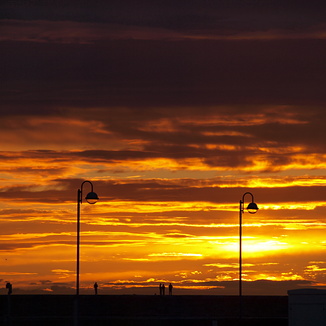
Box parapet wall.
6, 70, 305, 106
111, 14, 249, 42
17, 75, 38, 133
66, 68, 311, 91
1, 295, 288, 326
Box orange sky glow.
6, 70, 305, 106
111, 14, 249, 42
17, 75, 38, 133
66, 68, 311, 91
1, 1, 326, 295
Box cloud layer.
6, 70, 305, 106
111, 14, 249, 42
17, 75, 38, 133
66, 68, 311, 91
1, 1, 326, 295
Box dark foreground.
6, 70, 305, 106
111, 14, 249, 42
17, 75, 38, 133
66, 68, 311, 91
1, 295, 288, 326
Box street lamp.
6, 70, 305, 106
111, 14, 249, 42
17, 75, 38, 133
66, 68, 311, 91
239, 192, 258, 318
76, 180, 99, 295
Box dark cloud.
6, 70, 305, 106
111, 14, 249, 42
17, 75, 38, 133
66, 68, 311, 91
0, 104, 324, 170
0, 177, 324, 206
1, 37, 326, 112
2, 1, 326, 32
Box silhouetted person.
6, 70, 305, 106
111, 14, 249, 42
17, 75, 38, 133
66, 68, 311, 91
94, 282, 98, 295
162, 283, 165, 295
169, 283, 173, 295
6, 282, 12, 295
159, 283, 162, 295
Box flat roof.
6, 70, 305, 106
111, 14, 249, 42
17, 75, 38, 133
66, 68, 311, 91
288, 288, 326, 295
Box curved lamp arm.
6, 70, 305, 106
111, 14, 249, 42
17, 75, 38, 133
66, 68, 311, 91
78, 180, 99, 204
240, 192, 258, 214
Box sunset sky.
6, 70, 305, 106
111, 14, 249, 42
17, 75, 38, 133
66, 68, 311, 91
1, 1, 326, 295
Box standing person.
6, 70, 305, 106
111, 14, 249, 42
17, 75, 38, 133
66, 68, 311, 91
169, 283, 173, 295
162, 283, 165, 296
94, 282, 98, 295
6, 282, 12, 295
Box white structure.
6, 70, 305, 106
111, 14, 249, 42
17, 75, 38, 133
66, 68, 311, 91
288, 288, 326, 326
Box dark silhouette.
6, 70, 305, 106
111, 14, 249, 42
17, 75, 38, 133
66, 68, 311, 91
0, 295, 288, 324
162, 283, 165, 295
94, 282, 98, 295
6, 282, 12, 295
159, 283, 162, 295
169, 283, 173, 295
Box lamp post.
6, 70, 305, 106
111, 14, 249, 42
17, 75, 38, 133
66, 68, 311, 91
239, 192, 258, 319
76, 181, 99, 295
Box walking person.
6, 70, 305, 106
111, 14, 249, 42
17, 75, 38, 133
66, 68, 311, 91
6, 282, 12, 295
169, 283, 173, 295
94, 282, 98, 295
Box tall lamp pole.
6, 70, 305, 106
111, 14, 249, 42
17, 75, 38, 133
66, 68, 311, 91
239, 192, 258, 318
76, 181, 99, 295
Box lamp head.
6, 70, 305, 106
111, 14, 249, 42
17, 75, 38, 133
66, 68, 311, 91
85, 191, 99, 204
246, 202, 258, 214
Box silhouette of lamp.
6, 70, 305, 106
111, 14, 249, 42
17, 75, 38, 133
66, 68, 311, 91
76, 181, 99, 295
239, 192, 258, 302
